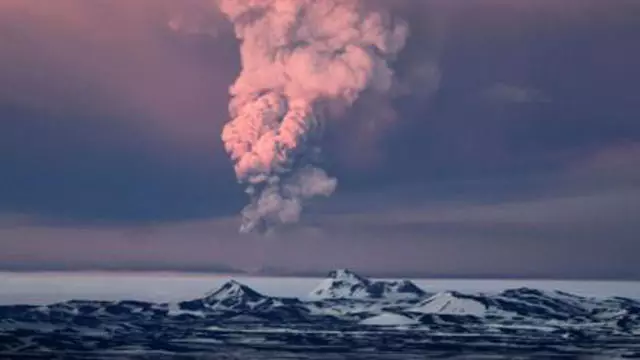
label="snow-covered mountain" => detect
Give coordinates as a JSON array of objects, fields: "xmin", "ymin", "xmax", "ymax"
[
  {"xmin": 407, "ymin": 287, "xmax": 627, "ymax": 320},
  {"xmin": 173, "ymin": 280, "xmax": 316, "ymax": 324},
  {"xmin": 309, "ymin": 269, "xmax": 427, "ymax": 300},
  {"xmin": 179, "ymin": 280, "xmax": 267, "ymax": 311},
  {"xmin": 0, "ymin": 270, "xmax": 638, "ymax": 357}
]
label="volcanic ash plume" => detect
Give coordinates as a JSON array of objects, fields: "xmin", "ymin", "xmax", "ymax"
[{"xmin": 218, "ymin": 0, "xmax": 408, "ymax": 233}]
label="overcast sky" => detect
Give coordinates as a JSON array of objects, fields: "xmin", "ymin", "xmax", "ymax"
[{"xmin": 1, "ymin": 0, "xmax": 639, "ymax": 278}]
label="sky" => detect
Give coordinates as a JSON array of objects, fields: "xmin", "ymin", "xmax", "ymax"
[{"xmin": 1, "ymin": 0, "xmax": 639, "ymax": 278}]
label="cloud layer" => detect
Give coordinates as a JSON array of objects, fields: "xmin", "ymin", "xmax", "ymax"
[{"xmin": 1, "ymin": 0, "xmax": 639, "ymax": 277}]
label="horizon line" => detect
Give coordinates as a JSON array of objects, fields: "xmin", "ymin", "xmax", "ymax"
[{"xmin": 0, "ymin": 268, "xmax": 638, "ymax": 282}]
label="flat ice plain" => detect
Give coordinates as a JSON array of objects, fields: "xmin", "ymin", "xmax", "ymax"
[{"xmin": 1, "ymin": 271, "xmax": 639, "ymax": 304}]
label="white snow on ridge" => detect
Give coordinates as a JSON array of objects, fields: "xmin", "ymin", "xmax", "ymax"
[
  {"xmin": 309, "ymin": 269, "xmax": 371, "ymax": 299},
  {"xmin": 204, "ymin": 280, "xmax": 264, "ymax": 301},
  {"xmin": 411, "ymin": 292, "xmax": 488, "ymax": 316},
  {"xmin": 309, "ymin": 269, "xmax": 426, "ymax": 300},
  {"xmin": 167, "ymin": 303, "xmax": 205, "ymax": 318}
]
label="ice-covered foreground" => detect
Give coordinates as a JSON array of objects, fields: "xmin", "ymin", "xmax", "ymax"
[
  {"xmin": 1, "ymin": 271, "xmax": 639, "ymax": 305},
  {"xmin": 1, "ymin": 269, "xmax": 639, "ymax": 359}
]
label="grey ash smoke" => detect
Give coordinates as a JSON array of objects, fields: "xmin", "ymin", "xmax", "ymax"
[{"xmin": 216, "ymin": 0, "xmax": 409, "ymax": 233}]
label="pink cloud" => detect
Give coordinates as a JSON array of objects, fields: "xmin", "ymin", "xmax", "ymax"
[{"xmin": 0, "ymin": 1, "xmax": 237, "ymax": 154}]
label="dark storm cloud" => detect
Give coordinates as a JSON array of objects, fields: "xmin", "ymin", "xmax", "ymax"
[
  {"xmin": 0, "ymin": 0, "xmax": 244, "ymax": 221},
  {"xmin": 2, "ymin": 183, "xmax": 639, "ymax": 278},
  {"xmin": 1, "ymin": 1, "xmax": 639, "ymax": 277},
  {"xmin": 372, "ymin": 0, "xmax": 640, "ymax": 183}
]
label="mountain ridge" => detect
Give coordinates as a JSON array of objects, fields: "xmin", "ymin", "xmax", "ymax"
[
  {"xmin": 309, "ymin": 268, "xmax": 427, "ymax": 300},
  {"xmin": 0, "ymin": 269, "xmax": 638, "ymax": 357}
]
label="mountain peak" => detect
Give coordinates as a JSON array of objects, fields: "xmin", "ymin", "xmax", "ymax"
[
  {"xmin": 327, "ymin": 269, "xmax": 369, "ymax": 283},
  {"xmin": 310, "ymin": 269, "xmax": 426, "ymax": 300},
  {"xmin": 367, "ymin": 279, "xmax": 427, "ymax": 299},
  {"xmin": 310, "ymin": 269, "xmax": 370, "ymax": 299},
  {"xmin": 204, "ymin": 280, "xmax": 264, "ymax": 303}
]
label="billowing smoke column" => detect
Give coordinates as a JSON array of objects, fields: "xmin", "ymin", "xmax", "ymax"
[{"xmin": 218, "ymin": 0, "xmax": 408, "ymax": 234}]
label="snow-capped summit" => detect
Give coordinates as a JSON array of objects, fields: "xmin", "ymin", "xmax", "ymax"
[
  {"xmin": 310, "ymin": 269, "xmax": 371, "ymax": 299},
  {"xmin": 328, "ymin": 269, "xmax": 369, "ymax": 283},
  {"xmin": 176, "ymin": 280, "xmax": 267, "ymax": 312},
  {"xmin": 203, "ymin": 280, "xmax": 265, "ymax": 304},
  {"xmin": 174, "ymin": 280, "xmax": 312, "ymax": 320},
  {"xmin": 368, "ymin": 280, "xmax": 427, "ymax": 299},
  {"xmin": 309, "ymin": 269, "xmax": 427, "ymax": 300}
]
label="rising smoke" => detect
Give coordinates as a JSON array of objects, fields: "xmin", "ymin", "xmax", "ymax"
[{"xmin": 215, "ymin": 0, "xmax": 409, "ymax": 233}]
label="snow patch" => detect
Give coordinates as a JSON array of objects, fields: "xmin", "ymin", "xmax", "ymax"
[
  {"xmin": 360, "ymin": 312, "xmax": 419, "ymax": 326},
  {"xmin": 411, "ymin": 292, "xmax": 487, "ymax": 316},
  {"xmin": 167, "ymin": 304, "xmax": 205, "ymax": 318}
]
